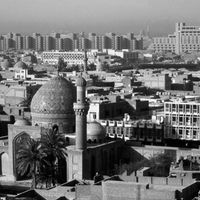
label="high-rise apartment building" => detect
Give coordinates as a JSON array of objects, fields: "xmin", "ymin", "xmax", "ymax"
[
  {"xmin": 34, "ymin": 35, "xmax": 44, "ymax": 51},
  {"xmin": 0, "ymin": 36, "xmax": 6, "ymax": 51},
  {"xmin": 63, "ymin": 38, "xmax": 73, "ymax": 51},
  {"xmin": 43, "ymin": 35, "xmax": 55, "ymax": 51},
  {"xmin": 88, "ymin": 33, "xmax": 96, "ymax": 49},
  {"xmin": 115, "ymin": 35, "xmax": 123, "ymax": 50},
  {"xmin": 153, "ymin": 22, "xmax": 200, "ymax": 54},
  {"xmin": 14, "ymin": 35, "xmax": 23, "ymax": 50},
  {"xmin": 5, "ymin": 37, "xmax": 15, "ymax": 50},
  {"xmin": 23, "ymin": 36, "xmax": 34, "ymax": 50},
  {"xmin": 0, "ymin": 32, "xmax": 143, "ymax": 51},
  {"xmin": 94, "ymin": 35, "xmax": 100, "ymax": 50},
  {"xmin": 80, "ymin": 37, "xmax": 90, "ymax": 50},
  {"xmin": 106, "ymin": 32, "xmax": 116, "ymax": 49},
  {"xmin": 101, "ymin": 35, "xmax": 110, "ymax": 50}
]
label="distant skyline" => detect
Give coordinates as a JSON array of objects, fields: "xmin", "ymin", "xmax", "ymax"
[{"xmin": 1, "ymin": 0, "xmax": 200, "ymax": 36}]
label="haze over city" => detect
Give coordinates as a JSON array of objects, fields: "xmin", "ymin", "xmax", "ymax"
[
  {"xmin": 2, "ymin": 0, "xmax": 200, "ymax": 199},
  {"xmin": 1, "ymin": 0, "xmax": 200, "ymax": 35}
]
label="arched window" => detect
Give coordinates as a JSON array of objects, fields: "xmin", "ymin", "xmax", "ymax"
[{"xmin": 13, "ymin": 132, "xmax": 30, "ymax": 180}]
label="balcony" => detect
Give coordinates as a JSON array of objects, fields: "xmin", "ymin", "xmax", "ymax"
[
  {"xmin": 147, "ymin": 136, "xmax": 153, "ymax": 142},
  {"xmin": 155, "ymin": 124, "xmax": 163, "ymax": 129},
  {"xmin": 132, "ymin": 122, "xmax": 138, "ymax": 128},
  {"xmin": 117, "ymin": 121, "xmax": 124, "ymax": 127},
  {"xmin": 117, "ymin": 134, "xmax": 123, "ymax": 139},
  {"xmin": 139, "ymin": 122, "xmax": 145, "ymax": 128},
  {"xmin": 100, "ymin": 120, "xmax": 108, "ymax": 126},
  {"xmin": 109, "ymin": 133, "xmax": 115, "ymax": 138},
  {"xmin": 138, "ymin": 136, "xmax": 145, "ymax": 141},
  {"xmin": 147, "ymin": 123, "xmax": 154, "ymax": 129},
  {"xmin": 108, "ymin": 121, "xmax": 116, "ymax": 127},
  {"xmin": 124, "ymin": 122, "xmax": 132, "ymax": 127}
]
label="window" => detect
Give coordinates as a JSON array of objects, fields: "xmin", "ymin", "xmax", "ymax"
[
  {"xmin": 172, "ymin": 104, "xmax": 176, "ymax": 112},
  {"xmin": 193, "ymin": 130, "xmax": 197, "ymax": 139},
  {"xmin": 179, "ymin": 104, "xmax": 183, "ymax": 112},
  {"xmin": 193, "ymin": 105, "xmax": 197, "ymax": 112},
  {"xmin": 186, "ymin": 129, "xmax": 190, "ymax": 139},
  {"xmin": 165, "ymin": 103, "xmax": 170, "ymax": 111},
  {"xmin": 179, "ymin": 116, "xmax": 183, "ymax": 124},
  {"xmin": 193, "ymin": 117, "xmax": 197, "ymax": 125},
  {"xmin": 186, "ymin": 117, "xmax": 191, "ymax": 125},
  {"xmin": 179, "ymin": 129, "xmax": 183, "ymax": 138},
  {"xmin": 186, "ymin": 105, "xmax": 190, "ymax": 112}
]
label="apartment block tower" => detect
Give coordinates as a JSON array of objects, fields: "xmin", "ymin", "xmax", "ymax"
[{"xmin": 153, "ymin": 22, "xmax": 200, "ymax": 54}]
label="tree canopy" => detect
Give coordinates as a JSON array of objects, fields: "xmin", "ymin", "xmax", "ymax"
[{"xmin": 16, "ymin": 127, "xmax": 67, "ymax": 189}]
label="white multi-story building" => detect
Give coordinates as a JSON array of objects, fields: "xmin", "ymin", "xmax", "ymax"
[
  {"xmin": 153, "ymin": 22, "xmax": 200, "ymax": 54},
  {"xmin": 164, "ymin": 99, "xmax": 200, "ymax": 141},
  {"xmin": 106, "ymin": 49, "xmax": 138, "ymax": 59},
  {"xmin": 42, "ymin": 51, "xmax": 95, "ymax": 65}
]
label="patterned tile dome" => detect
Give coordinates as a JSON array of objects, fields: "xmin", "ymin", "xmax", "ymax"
[
  {"xmin": 31, "ymin": 76, "xmax": 75, "ymax": 133},
  {"xmin": 31, "ymin": 76, "xmax": 74, "ymax": 114}
]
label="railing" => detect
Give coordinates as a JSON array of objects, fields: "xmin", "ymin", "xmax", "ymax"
[
  {"xmin": 117, "ymin": 121, "xmax": 124, "ymax": 127},
  {"xmin": 108, "ymin": 121, "xmax": 116, "ymax": 126},
  {"xmin": 100, "ymin": 120, "xmax": 108, "ymax": 126}
]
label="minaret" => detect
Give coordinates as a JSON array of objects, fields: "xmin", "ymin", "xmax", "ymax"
[
  {"xmin": 96, "ymin": 57, "xmax": 103, "ymax": 72},
  {"xmin": 73, "ymin": 75, "xmax": 89, "ymax": 150},
  {"xmin": 83, "ymin": 50, "xmax": 88, "ymax": 73},
  {"xmin": 57, "ymin": 57, "xmax": 61, "ymax": 76}
]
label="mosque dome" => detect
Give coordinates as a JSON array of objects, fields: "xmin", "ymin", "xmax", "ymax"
[
  {"xmin": 14, "ymin": 118, "xmax": 31, "ymax": 126},
  {"xmin": 31, "ymin": 76, "xmax": 75, "ymax": 133},
  {"xmin": 87, "ymin": 121, "xmax": 106, "ymax": 142},
  {"xmin": 1, "ymin": 59, "xmax": 12, "ymax": 70},
  {"xmin": 14, "ymin": 61, "xmax": 28, "ymax": 70},
  {"xmin": 76, "ymin": 75, "xmax": 86, "ymax": 87}
]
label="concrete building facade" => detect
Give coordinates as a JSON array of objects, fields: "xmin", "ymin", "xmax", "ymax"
[
  {"xmin": 164, "ymin": 101, "xmax": 200, "ymax": 140},
  {"xmin": 153, "ymin": 22, "xmax": 200, "ymax": 54}
]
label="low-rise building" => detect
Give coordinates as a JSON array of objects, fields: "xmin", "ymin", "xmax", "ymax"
[{"xmin": 42, "ymin": 51, "xmax": 95, "ymax": 65}]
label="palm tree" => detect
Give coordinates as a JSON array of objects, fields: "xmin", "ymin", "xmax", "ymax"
[
  {"xmin": 16, "ymin": 137, "xmax": 48, "ymax": 189},
  {"xmin": 40, "ymin": 125, "xmax": 67, "ymax": 185},
  {"xmin": 148, "ymin": 153, "xmax": 174, "ymax": 176}
]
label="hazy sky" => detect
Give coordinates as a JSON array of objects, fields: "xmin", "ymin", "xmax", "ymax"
[{"xmin": 1, "ymin": 0, "xmax": 200, "ymax": 35}]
